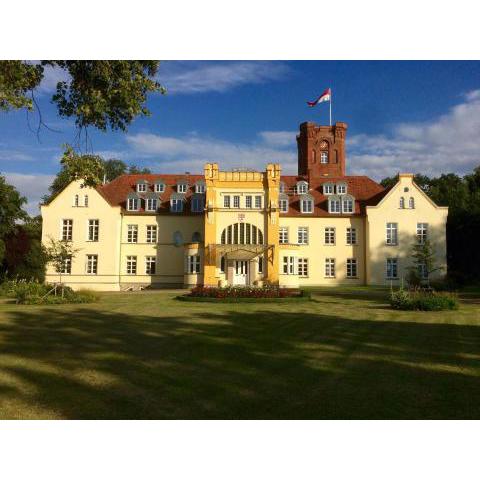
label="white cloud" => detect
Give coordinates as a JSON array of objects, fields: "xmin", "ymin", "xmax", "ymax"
[
  {"xmin": 159, "ymin": 61, "xmax": 291, "ymax": 94},
  {"xmin": 258, "ymin": 131, "xmax": 297, "ymax": 147},
  {"xmin": 37, "ymin": 64, "xmax": 70, "ymax": 94},
  {"xmin": 126, "ymin": 132, "xmax": 297, "ymax": 174},
  {"xmin": 0, "ymin": 150, "xmax": 34, "ymax": 162},
  {"xmin": 4, "ymin": 172, "xmax": 54, "ymax": 216},
  {"xmin": 348, "ymin": 89, "xmax": 480, "ymax": 179}
]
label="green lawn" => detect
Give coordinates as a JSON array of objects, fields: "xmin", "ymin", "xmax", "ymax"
[{"xmin": 0, "ymin": 287, "xmax": 479, "ymax": 419}]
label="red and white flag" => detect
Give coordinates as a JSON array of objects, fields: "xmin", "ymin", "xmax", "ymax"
[{"xmin": 307, "ymin": 88, "xmax": 331, "ymax": 107}]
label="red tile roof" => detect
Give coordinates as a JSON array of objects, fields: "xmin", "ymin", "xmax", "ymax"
[{"xmin": 97, "ymin": 173, "xmax": 386, "ymax": 217}]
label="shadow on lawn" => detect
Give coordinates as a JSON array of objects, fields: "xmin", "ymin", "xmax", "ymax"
[{"xmin": 0, "ymin": 305, "xmax": 480, "ymax": 419}]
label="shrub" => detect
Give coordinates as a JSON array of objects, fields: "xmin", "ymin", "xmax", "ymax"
[
  {"xmin": 390, "ymin": 287, "xmax": 458, "ymax": 311},
  {"xmin": 187, "ymin": 286, "xmax": 309, "ymax": 300}
]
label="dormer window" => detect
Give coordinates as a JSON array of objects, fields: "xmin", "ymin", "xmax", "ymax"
[
  {"xmin": 279, "ymin": 182, "xmax": 286, "ymax": 194},
  {"xmin": 300, "ymin": 194, "xmax": 314, "ymax": 214},
  {"xmin": 336, "ymin": 183, "xmax": 347, "ymax": 195},
  {"xmin": 320, "ymin": 151, "xmax": 328, "ymax": 164},
  {"xmin": 145, "ymin": 193, "xmax": 158, "ymax": 212},
  {"xmin": 279, "ymin": 194, "xmax": 289, "ymax": 213},
  {"xmin": 297, "ymin": 181, "xmax": 308, "ymax": 195},
  {"xmin": 177, "ymin": 182, "xmax": 188, "ymax": 194},
  {"xmin": 154, "ymin": 181, "xmax": 165, "ymax": 193},
  {"xmin": 328, "ymin": 196, "xmax": 341, "ymax": 214},
  {"xmin": 136, "ymin": 180, "xmax": 148, "ymax": 193},
  {"xmin": 170, "ymin": 193, "xmax": 184, "ymax": 213},
  {"xmin": 342, "ymin": 195, "xmax": 354, "ymax": 214},
  {"xmin": 127, "ymin": 193, "xmax": 140, "ymax": 211},
  {"xmin": 409, "ymin": 197, "xmax": 415, "ymax": 209},
  {"xmin": 191, "ymin": 194, "xmax": 205, "ymax": 213},
  {"xmin": 195, "ymin": 181, "xmax": 206, "ymax": 194},
  {"xmin": 323, "ymin": 183, "xmax": 334, "ymax": 195}
]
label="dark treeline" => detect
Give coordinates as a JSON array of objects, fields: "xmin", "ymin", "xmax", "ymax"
[{"xmin": 381, "ymin": 166, "xmax": 480, "ymax": 284}]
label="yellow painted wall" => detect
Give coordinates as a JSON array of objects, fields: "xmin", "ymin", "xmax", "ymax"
[{"xmin": 366, "ymin": 174, "xmax": 448, "ymax": 285}]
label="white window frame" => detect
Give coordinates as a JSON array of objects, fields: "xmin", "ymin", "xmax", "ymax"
[
  {"xmin": 127, "ymin": 197, "xmax": 139, "ymax": 211},
  {"xmin": 323, "ymin": 183, "xmax": 334, "ymax": 195},
  {"xmin": 245, "ymin": 195, "xmax": 252, "ymax": 208},
  {"xmin": 154, "ymin": 182, "xmax": 165, "ymax": 193},
  {"xmin": 224, "ymin": 195, "xmax": 231, "ymax": 208},
  {"xmin": 409, "ymin": 197, "xmax": 415, "ymax": 209},
  {"xmin": 279, "ymin": 227, "xmax": 289, "ymax": 244},
  {"xmin": 320, "ymin": 151, "xmax": 328, "ymax": 164},
  {"xmin": 300, "ymin": 196, "xmax": 313, "ymax": 214},
  {"xmin": 145, "ymin": 256, "xmax": 156, "ymax": 275},
  {"xmin": 342, "ymin": 197, "xmax": 354, "ymax": 214},
  {"xmin": 127, "ymin": 224, "xmax": 138, "ymax": 243},
  {"xmin": 337, "ymin": 183, "xmax": 347, "ymax": 195},
  {"xmin": 255, "ymin": 195, "xmax": 262, "ymax": 209},
  {"xmin": 296, "ymin": 181, "xmax": 308, "ymax": 194},
  {"xmin": 57, "ymin": 256, "xmax": 72, "ymax": 274},
  {"xmin": 282, "ymin": 256, "xmax": 296, "ymax": 275},
  {"xmin": 84, "ymin": 195, "xmax": 89, "ymax": 207},
  {"xmin": 346, "ymin": 227, "xmax": 357, "ymax": 245},
  {"xmin": 386, "ymin": 222, "xmax": 398, "ymax": 245},
  {"xmin": 417, "ymin": 223, "xmax": 428, "ymax": 244},
  {"xmin": 328, "ymin": 197, "xmax": 341, "ymax": 214},
  {"xmin": 325, "ymin": 227, "xmax": 335, "ymax": 245},
  {"xmin": 146, "ymin": 225, "xmax": 157, "ymax": 243},
  {"xmin": 297, "ymin": 227, "xmax": 309, "ymax": 245},
  {"xmin": 325, "ymin": 258, "xmax": 335, "ymax": 278},
  {"xmin": 177, "ymin": 183, "xmax": 188, "ymax": 194},
  {"xmin": 86, "ymin": 254, "xmax": 98, "ymax": 275},
  {"xmin": 298, "ymin": 258, "xmax": 309, "ymax": 277},
  {"xmin": 87, "ymin": 219, "xmax": 99, "ymax": 242},
  {"xmin": 126, "ymin": 255, "xmax": 137, "ymax": 275},
  {"xmin": 386, "ymin": 258, "xmax": 398, "ymax": 279},
  {"xmin": 137, "ymin": 183, "xmax": 147, "ymax": 193},
  {"xmin": 279, "ymin": 198, "xmax": 288, "ymax": 213},
  {"xmin": 195, "ymin": 182, "xmax": 206, "ymax": 194},
  {"xmin": 187, "ymin": 255, "xmax": 201, "ymax": 274},
  {"xmin": 74, "ymin": 194, "xmax": 79, "ymax": 207},
  {"xmin": 61, "ymin": 219, "xmax": 73, "ymax": 241},
  {"xmin": 346, "ymin": 258, "xmax": 358, "ymax": 278},
  {"xmin": 233, "ymin": 195, "xmax": 240, "ymax": 208}
]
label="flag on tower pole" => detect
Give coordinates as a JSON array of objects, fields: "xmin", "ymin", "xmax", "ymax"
[{"xmin": 307, "ymin": 88, "xmax": 332, "ymax": 126}]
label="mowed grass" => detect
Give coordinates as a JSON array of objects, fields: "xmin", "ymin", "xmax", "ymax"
[{"xmin": 0, "ymin": 286, "xmax": 479, "ymax": 419}]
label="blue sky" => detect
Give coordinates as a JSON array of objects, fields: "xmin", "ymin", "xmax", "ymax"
[{"xmin": 1, "ymin": 60, "xmax": 480, "ymax": 214}]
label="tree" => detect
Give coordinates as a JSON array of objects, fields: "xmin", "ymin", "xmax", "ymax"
[
  {"xmin": 104, "ymin": 159, "xmax": 128, "ymax": 182},
  {"xmin": 411, "ymin": 239, "xmax": 442, "ymax": 285},
  {"xmin": 128, "ymin": 165, "xmax": 152, "ymax": 175},
  {"xmin": 0, "ymin": 174, "xmax": 28, "ymax": 263},
  {"xmin": 45, "ymin": 238, "xmax": 80, "ymax": 296},
  {"xmin": 0, "ymin": 60, "xmax": 165, "ymax": 132}
]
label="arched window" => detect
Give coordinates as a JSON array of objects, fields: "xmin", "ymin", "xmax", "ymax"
[
  {"xmin": 173, "ymin": 231, "xmax": 183, "ymax": 246},
  {"xmin": 220, "ymin": 223, "xmax": 264, "ymax": 245},
  {"xmin": 300, "ymin": 194, "xmax": 314, "ymax": 214},
  {"xmin": 328, "ymin": 195, "xmax": 341, "ymax": 214},
  {"xmin": 84, "ymin": 195, "xmax": 89, "ymax": 207},
  {"xmin": 192, "ymin": 231, "xmax": 202, "ymax": 242},
  {"xmin": 342, "ymin": 195, "xmax": 355, "ymax": 214},
  {"xmin": 399, "ymin": 197, "xmax": 405, "ymax": 209},
  {"xmin": 409, "ymin": 197, "xmax": 415, "ymax": 209},
  {"xmin": 74, "ymin": 194, "xmax": 79, "ymax": 207},
  {"xmin": 320, "ymin": 151, "xmax": 328, "ymax": 164},
  {"xmin": 312, "ymin": 150, "xmax": 316, "ymax": 164}
]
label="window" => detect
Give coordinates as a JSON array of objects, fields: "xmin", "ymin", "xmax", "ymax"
[
  {"xmin": 137, "ymin": 183, "xmax": 147, "ymax": 193},
  {"xmin": 279, "ymin": 198, "xmax": 288, "ymax": 213},
  {"xmin": 386, "ymin": 223, "xmax": 398, "ymax": 245},
  {"xmin": 88, "ymin": 219, "xmax": 99, "ymax": 241},
  {"xmin": 346, "ymin": 227, "xmax": 357, "ymax": 245},
  {"xmin": 279, "ymin": 182, "xmax": 286, "ymax": 194},
  {"xmin": 221, "ymin": 223, "xmax": 263, "ymax": 245},
  {"xmin": 127, "ymin": 224, "xmax": 138, "ymax": 243},
  {"xmin": 171, "ymin": 197, "xmax": 183, "ymax": 213},
  {"xmin": 145, "ymin": 256, "xmax": 156, "ymax": 275},
  {"xmin": 192, "ymin": 231, "xmax": 202, "ymax": 242},
  {"xmin": 191, "ymin": 195, "xmax": 204, "ymax": 213},
  {"xmin": 146, "ymin": 197, "xmax": 158, "ymax": 211},
  {"xmin": 146, "ymin": 225, "xmax": 157, "ymax": 243},
  {"xmin": 409, "ymin": 197, "xmax": 415, "ymax": 209},
  {"xmin": 187, "ymin": 255, "xmax": 201, "ymax": 274},
  {"xmin": 418, "ymin": 263, "xmax": 428, "ymax": 279},
  {"xmin": 300, "ymin": 196, "xmax": 313, "ymax": 213},
  {"xmin": 255, "ymin": 195, "xmax": 262, "ymax": 209},
  {"xmin": 84, "ymin": 195, "xmax": 89, "ymax": 207},
  {"xmin": 298, "ymin": 258, "xmax": 309, "ymax": 277},
  {"xmin": 233, "ymin": 195, "xmax": 240, "ymax": 208},
  {"xmin": 347, "ymin": 258, "xmax": 358, "ymax": 278},
  {"xmin": 245, "ymin": 196, "xmax": 252, "ymax": 208},
  {"xmin": 57, "ymin": 257, "xmax": 72, "ymax": 274},
  {"xmin": 298, "ymin": 227, "xmax": 309, "ymax": 245},
  {"xmin": 154, "ymin": 182, "xmax": 165, "ymax": 193},
  {"xmin": 320, "ymin": 151, "xmax": 328, "ymax": 164},
  {"xmin": 328, "ymin": 197, "xmax": 341, "ymax": 213},
  {"xmin": 417, "ymin": 223, "xmax": 428, "ymax": 244},
  {"xmin": 342, "ymin": 197, "xmax": 354, "ymax": 213},
  {"xmin": 86, "ymin": 255, "xmax": 98, "ymax": 275},
  {"xmin": 224, "ymin": 195, "xmax": 231, "ymax": 208},
  {"xmin": 337, "ymin": 183, "xmax": 347, "ymax": 194},
  {"xmin": 279, "ymin": 227, "xmax": 289, "ymax": 244},
  {"xmin": 399, "ymin": 197, "xmax": 405, "ymax": 209},
  {"xmin": 62, "ymin": 219, "xmax": 73, "ymax": 241},
  {"xmin": 258, "ymin": 256, "xmax": 264, "ymax": 274},
  {"xmin": 386, "ymin": 258, "xmax": 398, "ymax": 279},
  {"xmin": 177, "ymin": 183, "xmax": 187, "ymax": 193},
  {"xmin": 195, "ymin": 182, "xmax": 206, "ymax": 194},
  {"xmin": 126, "ymin": 256, "xmax": 137, "ymax": 275},
  {"xmin": 323, "ymin": 183, "xmax": 334, "ymax": 195},
  {"xmin": 74, "ymin": 194, "xmax": 79, "ymax": 207},
  {"xmin": 297, "ymin": 182, "xmax": 308, "ymax": 194},
  {"xmin": 220, "ymin": 256, "xmax": 226, "ymax": 273},
  {"xmin": 173, "ymin": 231, "xmax": 183, "ymax": 246},
  {"xmin": 282, "ymin": 256, "xmax": 296, "ymax": 275},
  {"xmin": 325, "ymin": 258, "xmax": 335, "ymax": 278},
  {"xmin": 325, "ymin": 227, "xmax": 335, "ymax": 245},
  {"xmin": 127, "ymin": 197, "xmax": 139, "ymax": 211}
]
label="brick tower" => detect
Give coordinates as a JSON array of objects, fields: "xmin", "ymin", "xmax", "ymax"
[{"xmin": 296, "ymin": 121, "xmax": 348, "ymax": 178}]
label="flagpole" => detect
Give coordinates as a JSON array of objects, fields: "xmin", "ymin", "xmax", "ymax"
[{"xmin": 329, "ymin": 89, "xmax": 332, "ymax": 126}]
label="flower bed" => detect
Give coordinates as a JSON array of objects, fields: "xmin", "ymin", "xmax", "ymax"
[
  {"xmin": 177, "ymin": 286, "xmax": 311, "ymax": 303},
  {"xmin": 390, "ymin": 287, "xmax": 458, "ymax": 311}
]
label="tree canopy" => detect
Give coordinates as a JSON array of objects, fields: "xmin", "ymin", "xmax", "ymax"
[{"xmin": 0, "ymin": 61, "xmax": 165, "ymax": 132}]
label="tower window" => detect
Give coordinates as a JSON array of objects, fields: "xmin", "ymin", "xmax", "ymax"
[{"xmin": 320, "ymin": 151, "xmax": 328, "ymax": 164}]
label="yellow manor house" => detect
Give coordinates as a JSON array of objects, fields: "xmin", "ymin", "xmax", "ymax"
[{"xmin": 41, "ymin": 121, "xmax": 448, "ymax": 291}]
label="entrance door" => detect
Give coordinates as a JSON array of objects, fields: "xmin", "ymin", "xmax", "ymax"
[{"xmin": 233, "ymin": 261, "xmax": 249, "ymax": 286}]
